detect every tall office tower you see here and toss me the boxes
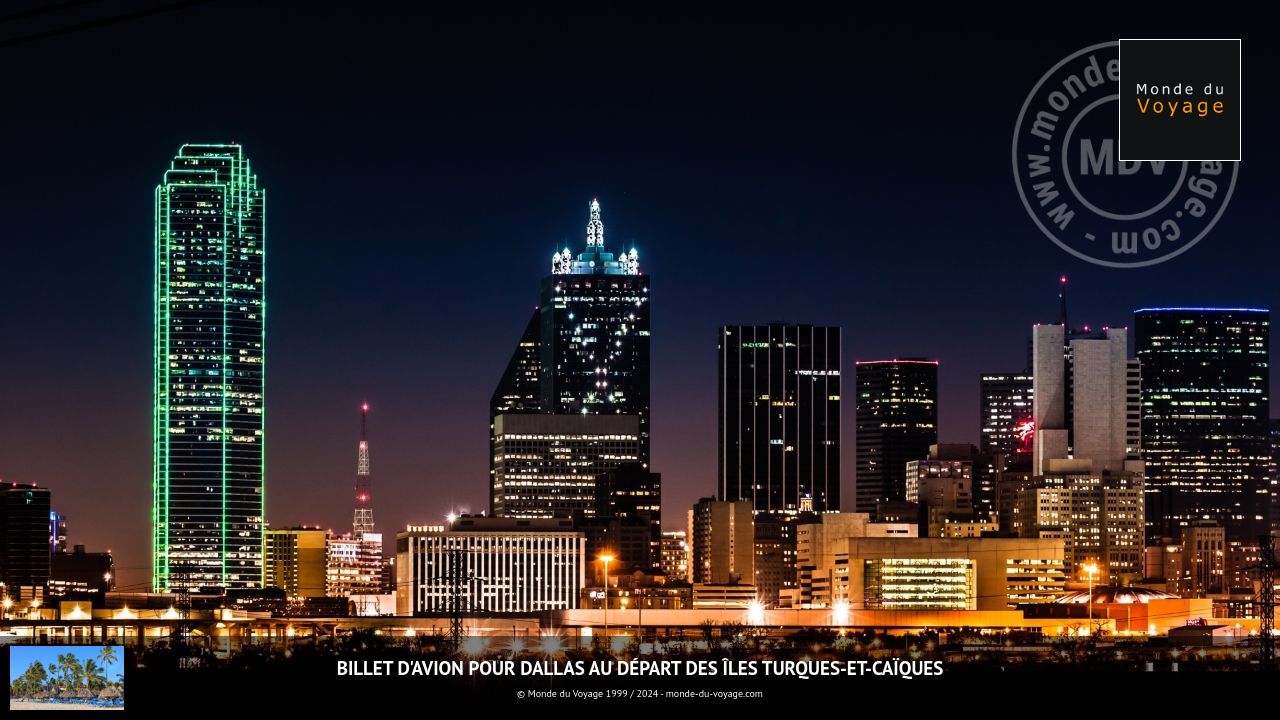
[718,324,841,513]
[153,144,265,591]
[492,414,641,518]
[490,199,651,513]
[978,373,1034,520]
[353,404,374,536]
[1031,324,1140,476]
[690,498,754,585]
[854,360,938,513]
[979,373,1035,462]
[1136,308,1271,542]
[1,483,52,601]
[264,527,328,597]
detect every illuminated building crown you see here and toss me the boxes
[551,198,639,275]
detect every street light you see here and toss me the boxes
[599,553,615,648]
[1081,561,1100,633]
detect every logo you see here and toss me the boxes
[1012,42,1237,268]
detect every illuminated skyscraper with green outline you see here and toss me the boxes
[153,144,265,591]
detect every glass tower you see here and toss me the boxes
[854,359,938,514]
[718,324,841,513]
[1136,307,1271,543]
[153,144,265,591]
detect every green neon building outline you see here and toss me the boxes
[153,145,265,592]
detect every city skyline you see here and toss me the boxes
[4,5,1280,592]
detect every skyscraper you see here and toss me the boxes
[490,199,651,514]
[854,360,938,514]
[1031,324,1140,475]
[718,324,841,513]
[541,200,650,456]
[1,483,52,601]
[153,144,265,592]
[979,373,1035,461]
[1136,308,1271,542]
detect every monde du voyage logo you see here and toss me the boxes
[1012,41,1238,268]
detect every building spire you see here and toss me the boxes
[586,198,604,248]
[353,402,374,536]
[1058,275,1069,328]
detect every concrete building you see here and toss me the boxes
[753,512,811,606]
[1003,459,1145,580]
[792,512,916,607]
[396,517,585,615]
[659,531,688,581]
[937,520,1000,538]
[264,527,328,598]
[1031,324,1140,476]
[691,498,753,585]
[841,537,1067,610]
[1177,522,1227,597]
[906,445,976,536]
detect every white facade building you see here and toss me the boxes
[396,517,585,615]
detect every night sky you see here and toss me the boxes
[1,3,1276,590]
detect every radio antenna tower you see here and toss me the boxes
[353,403,374,537]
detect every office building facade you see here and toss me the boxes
[691,498,754,585]
[396,517,585,614]
[980,373,1035,460]
[1,483,52,600]
[492,414,641,518]
[791,512,916,608]
[490,199,651,514]
[1136,308,1270,542]
[264,527,328,597]
[854,360,938,513]
[842,537,1067,611]
[1031,324,1140,476]
[718,324,841,513]
[153,143,265,591]
[326,533,384,598]
[659,531,689,581]
[1004,461,1145,579]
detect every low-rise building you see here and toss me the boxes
[396,517,585,615]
